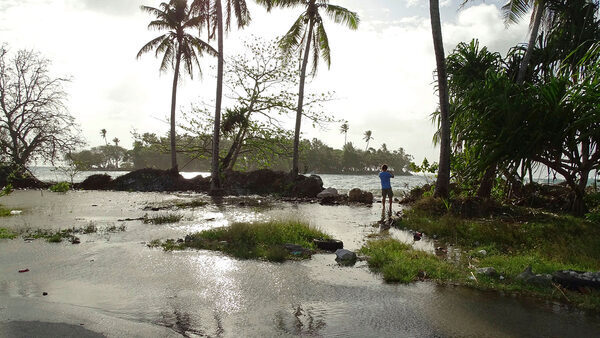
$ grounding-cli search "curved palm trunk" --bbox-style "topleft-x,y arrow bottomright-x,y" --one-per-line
169,48 -> 182,172
292,18 -> 314,178
210,0 -> 224,194
430,0 -> 451,199
516,3 -> 544,84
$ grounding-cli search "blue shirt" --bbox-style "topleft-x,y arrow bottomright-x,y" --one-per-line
379,171 -> 393,189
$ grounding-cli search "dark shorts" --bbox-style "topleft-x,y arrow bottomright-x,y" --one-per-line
382,188 -> 393,199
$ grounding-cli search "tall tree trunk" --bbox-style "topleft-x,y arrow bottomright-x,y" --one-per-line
210,0 -> 224,194
430,0 -> 451,199
477,165 -> 496,198
227,127 -> 247,171
169,48 -> 182,172
292,17 -> 314,178
516,3 -> 544,84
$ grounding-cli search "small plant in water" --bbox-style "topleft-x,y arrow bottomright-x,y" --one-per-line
49,182 -> 70,193
83,222 -> 97,234
143,213 -> 184,225
0,227 -> 17,239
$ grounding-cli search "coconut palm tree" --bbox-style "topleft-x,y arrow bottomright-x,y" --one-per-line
112,137 -> 120,147
430,0 -> 451,199
257,0 -> 359,177
100,129 -> 108,146
191,0 -> 250,193
363,130 -> 373,151
137,0 -> 216,172
340,121 -> 349,146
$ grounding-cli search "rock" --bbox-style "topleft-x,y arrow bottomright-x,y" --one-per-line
552,270 -> 600,290
499,275 -> 505,280
478,249 -> 487,256
413,232 -> 422,241
313,238 -> 343,252
42,292 -> 48,296
476,267 -> 498,277
18,269 -> 29,273
290,175 -> 324,198
516,266 -> 552,286
348,188 -> 373,204
317,187 -> 338,198
335,249 -> 357,264
79,174 -> 113,190
71,237 -> 80,244
112,168 -> 184,192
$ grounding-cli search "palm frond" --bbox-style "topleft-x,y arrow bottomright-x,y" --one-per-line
279,13 -> 307,52
188,35 -> 218,56
147,19 -> 173,31
323,4 -> 359,30
316,22 -> 330,69
137,34 -> 169,59
311,25 -> 320,75
159,43 -> 175,73
227,0 -> 251,30
501,0 -> 531,26
140,5 -> 167,18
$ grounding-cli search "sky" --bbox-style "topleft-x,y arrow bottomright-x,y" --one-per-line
0,0 -> 529,164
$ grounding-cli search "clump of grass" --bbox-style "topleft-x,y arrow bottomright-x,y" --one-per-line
49,182 -> 70,193
174,199 -> 208,209
0,228 -> 17,239
143,213 -> 184,225
106,224 -> 127,232
83,222 -> 97,234
360,238 -> 461,283
0,207 -> 11,217
165,220 -> 331,261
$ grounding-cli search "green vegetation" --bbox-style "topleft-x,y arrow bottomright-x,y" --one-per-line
0,228 -> 17,239
49,182 -> 70,193
150,220 -> 331,262
143,213 -> 184,224
363,195 -> 600,312
360,239 -> 460,283
0,208 -> 12,217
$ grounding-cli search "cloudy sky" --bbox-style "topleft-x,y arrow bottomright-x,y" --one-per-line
0,0 -> 529,163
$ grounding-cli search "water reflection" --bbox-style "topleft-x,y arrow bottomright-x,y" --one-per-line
276,305 -> 326,336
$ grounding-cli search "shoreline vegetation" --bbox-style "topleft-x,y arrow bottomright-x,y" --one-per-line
362,190 -> 600,313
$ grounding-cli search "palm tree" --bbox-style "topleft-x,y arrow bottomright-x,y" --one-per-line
112,137 -> 120,147
363,130 -> 373,151
137,0 -> 216,172
191,0 -> 250,193
257,0 -> 359,177
340,121 -> 349,146
100,129 -> 108,146
430,0 -> 451,199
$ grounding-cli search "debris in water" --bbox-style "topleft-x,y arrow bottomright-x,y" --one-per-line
18,269 -> 29,273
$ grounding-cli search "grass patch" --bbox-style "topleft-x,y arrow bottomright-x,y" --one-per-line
143,213 -> 184,224
151,220 -> 331,262
360,238 -> 461,283
174,199 -> 208,209
0,207 -> 11,217
0,228 -> 17,239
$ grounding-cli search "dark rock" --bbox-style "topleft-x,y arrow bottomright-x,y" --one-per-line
516,266 -> 552,286
18,269 -> 29,273
78,174 -> 113,190
317,187 -> 338,198
348,188 -> 373,204
335,249 -> 357,265
42,292 -> 48,296
112,168 -> 184,192
313,238 -> 343,252
413,232 -> 422,241
552,270 -> 600,290
71,237 -> 80,244
290,175 -> 324,198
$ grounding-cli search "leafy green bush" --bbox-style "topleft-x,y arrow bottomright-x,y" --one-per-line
49,182 -> 70,192
0,228 -> 17,239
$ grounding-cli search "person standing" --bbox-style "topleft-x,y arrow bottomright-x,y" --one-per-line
379,164 -> 394,217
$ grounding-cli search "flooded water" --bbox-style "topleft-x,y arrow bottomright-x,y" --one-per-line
1,190 -> 599,337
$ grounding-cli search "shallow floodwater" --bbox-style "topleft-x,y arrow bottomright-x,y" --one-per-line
1,191 -> 599,337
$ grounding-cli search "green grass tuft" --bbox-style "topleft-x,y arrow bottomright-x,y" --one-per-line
143,213 -> 184,225
360,238 -> 460,283
0,228 -> 17,239
0,208 -> 11,217
49,182 -> 70,193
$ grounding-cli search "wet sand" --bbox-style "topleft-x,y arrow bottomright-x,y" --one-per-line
1,190 -> 599,337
